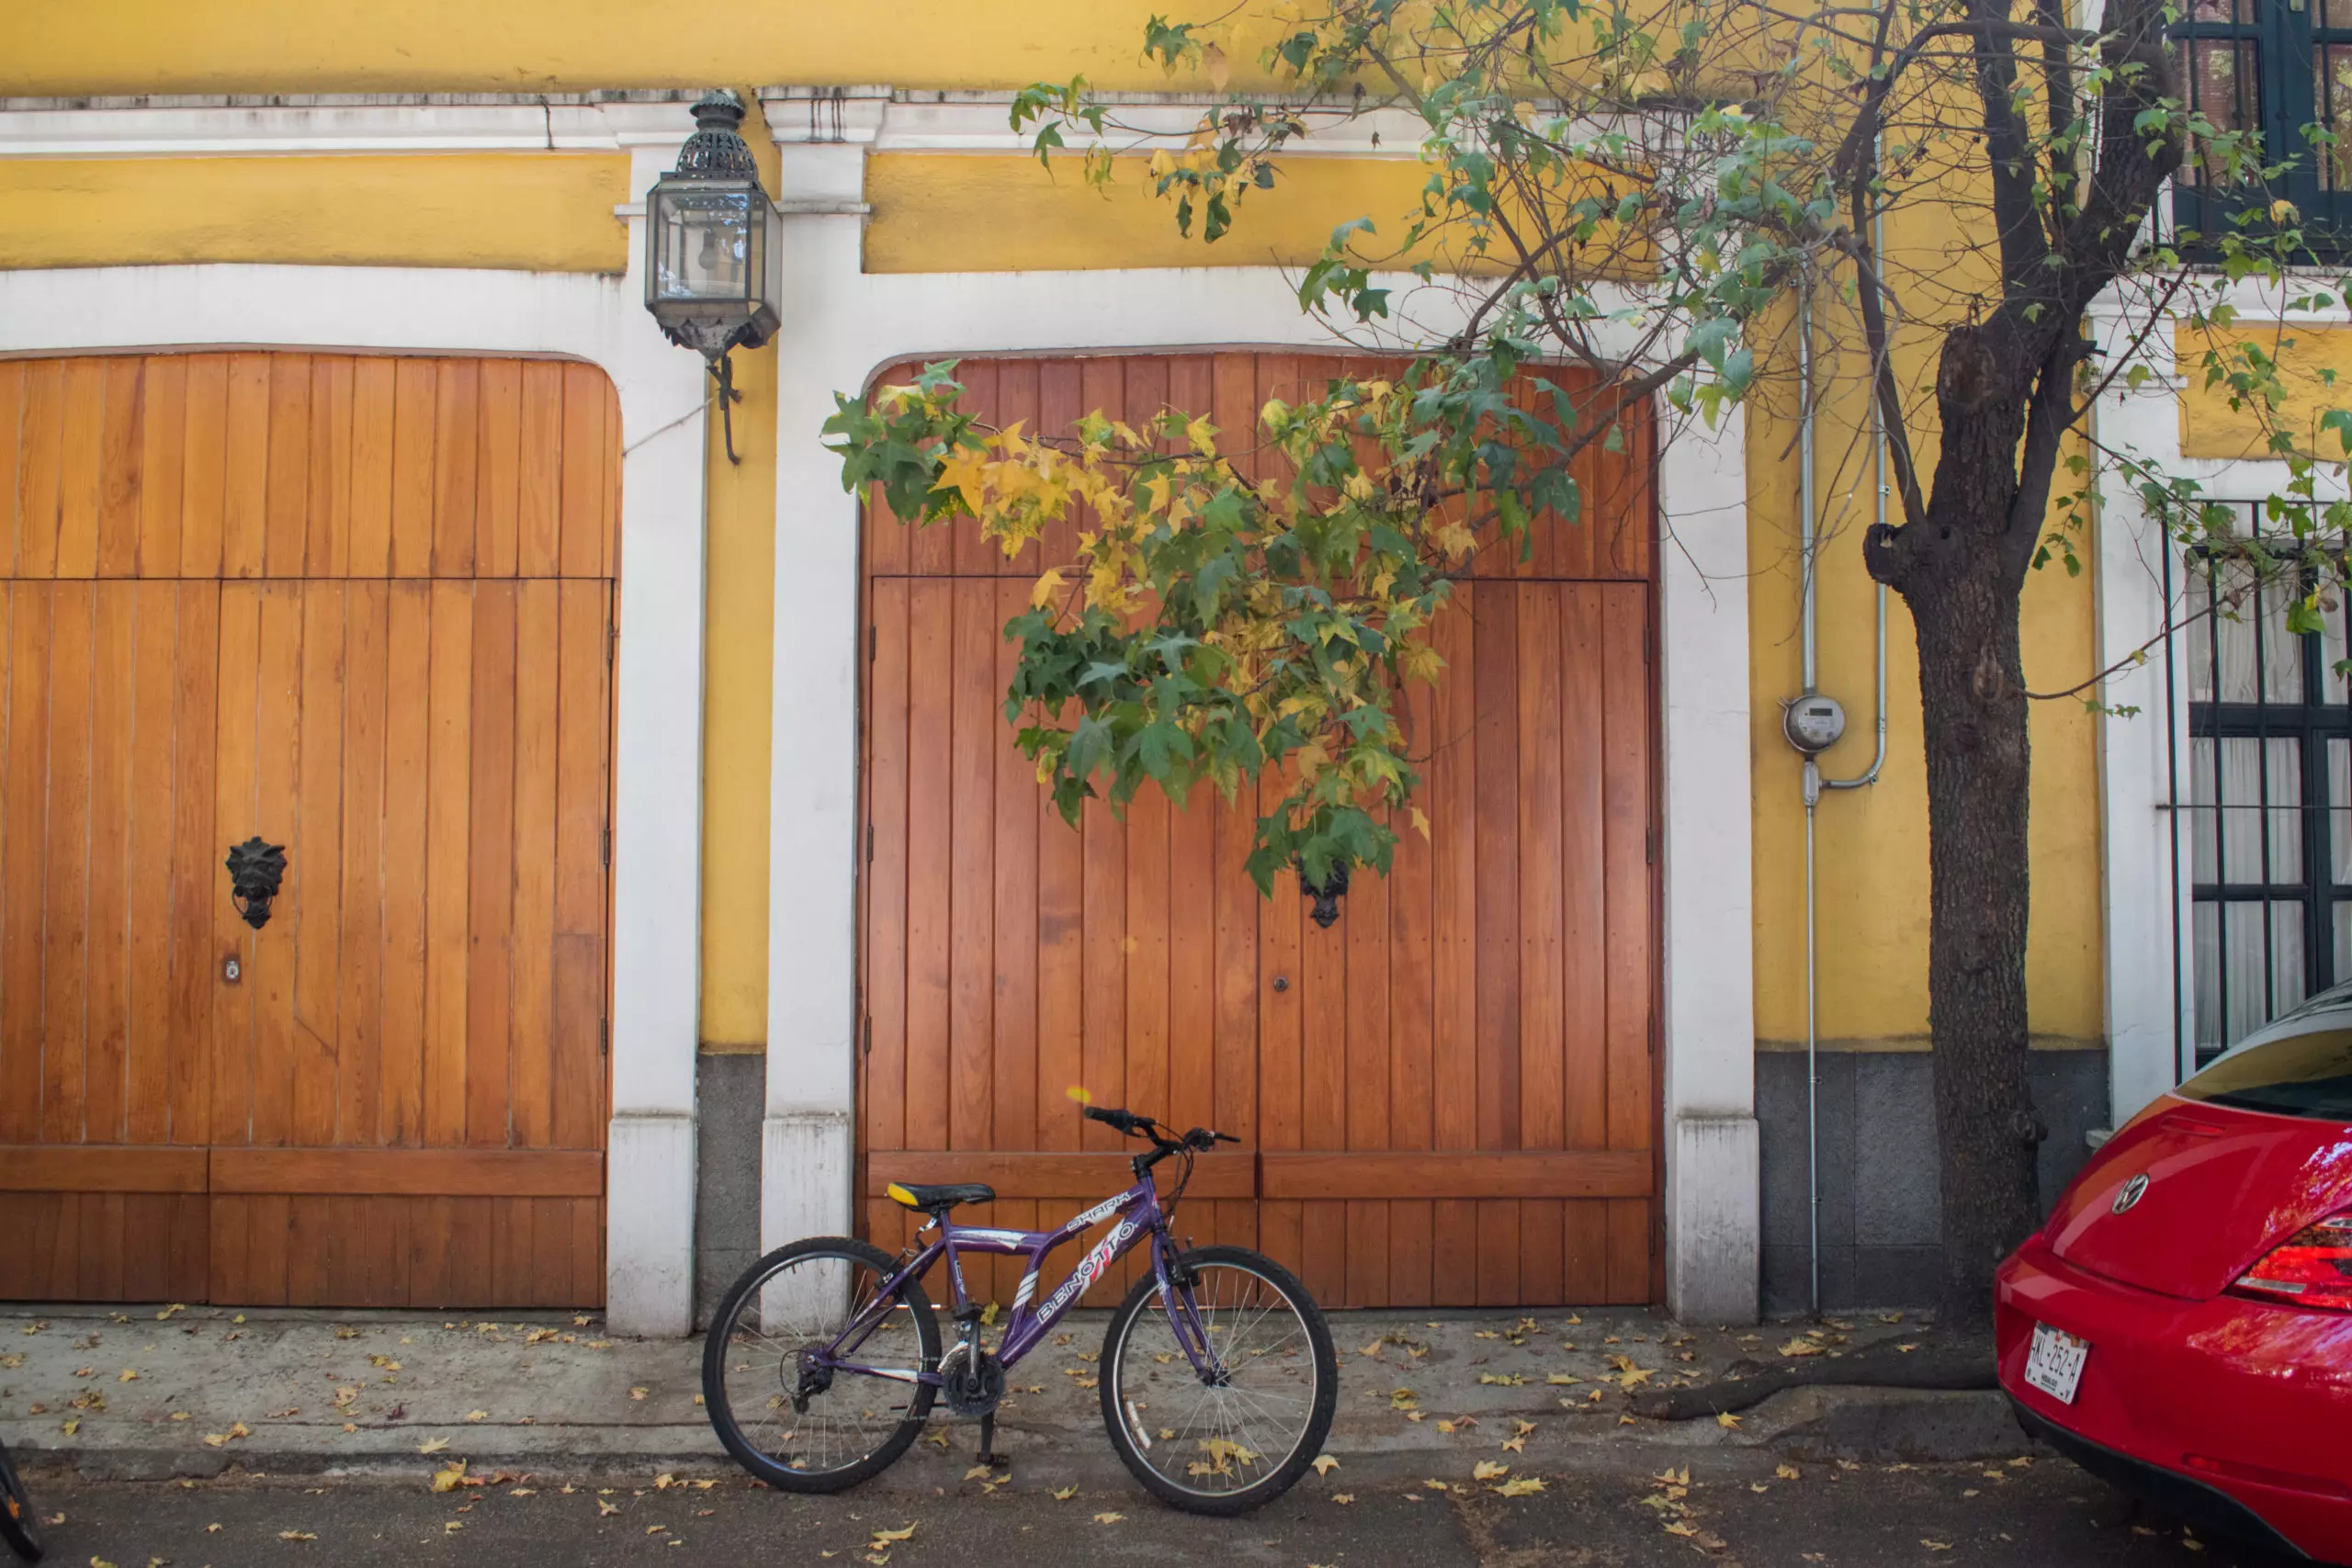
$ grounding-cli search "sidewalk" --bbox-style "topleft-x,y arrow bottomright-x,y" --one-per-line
0,1303 -> 2029,1487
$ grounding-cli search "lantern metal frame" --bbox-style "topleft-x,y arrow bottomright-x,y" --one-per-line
643,89 -> 785,464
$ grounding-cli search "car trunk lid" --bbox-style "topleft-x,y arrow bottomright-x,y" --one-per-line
2046,1097 -> 2352,1300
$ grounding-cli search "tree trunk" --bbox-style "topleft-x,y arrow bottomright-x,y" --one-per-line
1873,326 -> 2050,1330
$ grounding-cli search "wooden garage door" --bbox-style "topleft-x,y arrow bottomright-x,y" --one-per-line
0,353 -> 616,1307
858,354 -> 1659,1309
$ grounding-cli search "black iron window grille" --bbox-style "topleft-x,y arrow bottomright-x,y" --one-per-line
2182,504 -> 2352,1056
2172,0 -> 2352,253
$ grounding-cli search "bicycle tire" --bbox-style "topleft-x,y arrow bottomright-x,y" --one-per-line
1098,1244 -> 1338,1516
701,1235 -> 940,1494
0,1438 -> 43,1563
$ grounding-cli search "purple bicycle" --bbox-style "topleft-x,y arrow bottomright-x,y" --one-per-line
701,1105 -> 1338,1515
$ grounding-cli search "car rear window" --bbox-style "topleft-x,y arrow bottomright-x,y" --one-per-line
2177,1026 -> 2352,1120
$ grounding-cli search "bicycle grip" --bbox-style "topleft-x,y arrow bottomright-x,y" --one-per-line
1083,1105 -> 1139,1134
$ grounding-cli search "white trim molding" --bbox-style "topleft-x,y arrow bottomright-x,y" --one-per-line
0,130 -> 714,1336
758,125 -> 1760,1321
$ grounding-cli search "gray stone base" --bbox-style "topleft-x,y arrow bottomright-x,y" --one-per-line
1758,1048 -> 2109,1314
692,1053 -> 765,1329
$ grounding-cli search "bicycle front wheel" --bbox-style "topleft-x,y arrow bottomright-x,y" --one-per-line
0,1438 -> 43,1562
701,1236 -> 941,1493
1099,1245 -> 1338,1516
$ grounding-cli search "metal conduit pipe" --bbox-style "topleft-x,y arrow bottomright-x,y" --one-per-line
1794,177 -> 1893,1315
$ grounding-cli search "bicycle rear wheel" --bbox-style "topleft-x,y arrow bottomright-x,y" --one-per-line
1099,1245 -> 1337,1515
701,1236 -> 941,1493
0,1438 -> 43,1562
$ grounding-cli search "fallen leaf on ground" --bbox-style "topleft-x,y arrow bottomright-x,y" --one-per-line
431,1461 -> 469,1494
1664,1521 -> 1699,1537
1473,1461 -> 1510,1481
417,1437 -> 450,1454
1310,1455 -> 1339,1476
277,1531 -> 318,1541
1093,1512 -> 1125,1525
1050,1485 -> 1078,1501
629,1387 -> 650,1401
464,1410 -> 487,1423
1778,1339 -> 1824,1359
597,1500 -> 620,1517
1717,1412 -> 1741,1428
1331,1493 -> 1355,1505
1500,1437 -> 1525,1453
1922,1542 -> 1952,1552
1546,1373 -> 1580,1386
1493,1477 -> 1546,1497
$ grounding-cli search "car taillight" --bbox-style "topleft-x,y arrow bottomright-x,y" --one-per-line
2233,1213 -> 2352,1309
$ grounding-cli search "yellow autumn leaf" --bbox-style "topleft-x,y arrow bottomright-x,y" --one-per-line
1493,1477 -> 1546,1497
1092,1512 -> 1125,1525
1778,1339 -> 1824,1359
1473,1461 -> 1510,1481
418,1438 -> 451,1454
870,1526 -> 917,1545
1776,1462 -> 1802,1480
431,1461 -> 469,1494
1311,1454 -> 1339,1475
1050,1485 -> 1078,1501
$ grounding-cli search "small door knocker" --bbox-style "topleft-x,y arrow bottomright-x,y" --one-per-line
225,837 -> 288,931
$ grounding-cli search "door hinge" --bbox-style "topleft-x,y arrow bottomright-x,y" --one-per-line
865,823 -> 875,863
607,619 -> 617,667
602,823 -> 611,868
862,1013 -> 873,1055
869,625 -> 877,660
1645,827 -> 1656,864
599,1017 -> 609,1057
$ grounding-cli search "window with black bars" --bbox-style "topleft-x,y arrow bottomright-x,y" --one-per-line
2172,0 -> 2352,251
2184,508 -> 2352,1056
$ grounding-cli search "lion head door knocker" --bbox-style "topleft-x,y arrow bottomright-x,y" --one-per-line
225,837 -> 288,931
1297,856 -> 1351,930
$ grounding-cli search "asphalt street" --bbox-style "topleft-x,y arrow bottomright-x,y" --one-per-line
9,1455 -> 2308,1568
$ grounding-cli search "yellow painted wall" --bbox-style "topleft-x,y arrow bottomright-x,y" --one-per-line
1743,202 -> 2108,1051
0,153 -> 628,272
2177,320 -> 2352,461
0,1 -> 1247,96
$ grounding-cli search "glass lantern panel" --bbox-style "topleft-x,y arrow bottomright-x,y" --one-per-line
656,186 -> 755,302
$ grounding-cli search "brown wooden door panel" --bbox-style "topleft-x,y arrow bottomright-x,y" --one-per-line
0,353 -> 616,1309
859,352 -> 1659,1310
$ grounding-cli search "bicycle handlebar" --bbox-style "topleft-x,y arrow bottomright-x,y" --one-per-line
1081,1104 -> 1242,1154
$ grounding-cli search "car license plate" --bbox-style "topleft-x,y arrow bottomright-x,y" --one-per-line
2024,1322 -> 2089,1404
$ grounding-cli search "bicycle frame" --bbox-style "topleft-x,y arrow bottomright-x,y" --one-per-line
816,1177 -> 1219,1389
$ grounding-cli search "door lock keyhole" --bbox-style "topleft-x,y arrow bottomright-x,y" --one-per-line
222,954 -> 242,985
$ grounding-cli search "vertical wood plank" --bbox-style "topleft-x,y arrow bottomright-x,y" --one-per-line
177,355 -> 230,580
422,581 -> 473,1145
84,583 -> 133,1146
902,579 -> 953,1153
515,362 -> 564,578
290,585 -> 345,1145
390,359 -> 437,579
473,360 -> 522,579
434,360 -> 481,578
558,363 -> 608,579
220,354 -> 272,579
96,356 -> 145,578
551,581 -> 609,1149
53,357 -> 104,579
0,364 -> 24,578
13,362 -> 65,580
0,590 -> 35,1146
466,581 -> 517,1148
210,585 -> 260,1146
264,355 -> 311,577
947,579 -> 996,1149
1516,584 -> 1566,1305
1079,795 -> 1126,1148
305,356 -> 354,579
864,581 -> 910,1161
1602,586 -> 1653,1153
989,578 -> 1039,1157
379,583 -> 432,1145
248,583 -> 305,1146
337,581 -> 389,1149
347,358 -> 398,579
167,583 -> 219,1147
137,356 -> 187,578
40,583 -> 94,1145
510,580 -> 560,1147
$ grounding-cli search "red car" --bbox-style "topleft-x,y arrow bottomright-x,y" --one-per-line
1996,1000 -> 2352,1563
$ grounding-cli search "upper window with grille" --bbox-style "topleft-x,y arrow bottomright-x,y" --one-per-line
2174,0 -> 2352,252
2184,521 -> 2352,1055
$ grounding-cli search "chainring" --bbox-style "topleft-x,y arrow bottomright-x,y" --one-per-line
938,1344 -> 1006,1417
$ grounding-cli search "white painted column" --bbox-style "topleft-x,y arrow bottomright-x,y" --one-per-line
2088,309 -> 2192,1122
761,95 -> 888,1260
603,107 -> 715,1336
1657,406 -> 1762,1325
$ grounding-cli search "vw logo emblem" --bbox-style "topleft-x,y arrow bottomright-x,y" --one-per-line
2111,1173 -> 2151,1215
